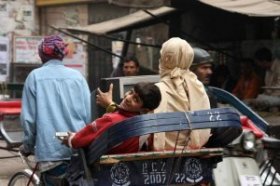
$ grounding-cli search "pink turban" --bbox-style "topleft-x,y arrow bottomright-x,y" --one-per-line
38,35 -> 68,63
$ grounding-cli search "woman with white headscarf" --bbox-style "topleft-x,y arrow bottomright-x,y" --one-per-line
153,37 -> 211,150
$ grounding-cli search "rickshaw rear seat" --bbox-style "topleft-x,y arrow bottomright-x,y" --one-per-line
86,108 -> 241,165
66,108 -> 242,185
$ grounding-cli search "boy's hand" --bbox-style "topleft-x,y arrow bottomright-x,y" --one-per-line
61,132 -> 75,147
96,83 -> 114,108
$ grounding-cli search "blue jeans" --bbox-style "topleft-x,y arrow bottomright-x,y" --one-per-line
41,162 -> 69,186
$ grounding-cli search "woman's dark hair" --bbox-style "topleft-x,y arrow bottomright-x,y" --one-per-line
133,82 -> 161,110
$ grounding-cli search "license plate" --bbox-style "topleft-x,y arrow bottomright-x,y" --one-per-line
240,175 -> 262,186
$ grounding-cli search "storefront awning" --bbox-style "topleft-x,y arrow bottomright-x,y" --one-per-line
63,6 -> 176,35
199,0 -> 280,17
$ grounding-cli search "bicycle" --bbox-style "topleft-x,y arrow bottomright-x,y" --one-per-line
8,151 -> 40,186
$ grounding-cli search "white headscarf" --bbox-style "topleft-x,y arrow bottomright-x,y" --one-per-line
153,37 -> 211,150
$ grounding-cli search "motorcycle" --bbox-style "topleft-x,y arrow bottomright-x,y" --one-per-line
209,87 -> 280,186
213,116 -> 264,186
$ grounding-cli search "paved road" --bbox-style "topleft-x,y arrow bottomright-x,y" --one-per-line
0,141 -> 25,185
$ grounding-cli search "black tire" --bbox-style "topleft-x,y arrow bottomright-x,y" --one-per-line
8,171 -> 37,186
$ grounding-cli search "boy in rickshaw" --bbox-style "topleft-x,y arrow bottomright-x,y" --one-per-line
63,82 -> 161,154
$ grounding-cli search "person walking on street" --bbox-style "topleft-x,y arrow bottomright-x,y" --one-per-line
20,35 -> 91,185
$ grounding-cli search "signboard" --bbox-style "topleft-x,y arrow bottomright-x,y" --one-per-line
36,0 -> 93,6
63,38 -> 87,76
13,36 -> 87,77
14,36 -> 41,64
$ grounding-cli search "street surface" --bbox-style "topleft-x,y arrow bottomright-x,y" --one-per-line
0,141 -> 25,185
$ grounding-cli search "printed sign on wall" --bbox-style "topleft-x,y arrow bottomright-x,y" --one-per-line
13,35 -> 87,76
36,0 -> 92,6
14,36 -> 42,64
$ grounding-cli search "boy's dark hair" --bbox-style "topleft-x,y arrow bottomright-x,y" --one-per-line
254,47 -> 272,62
123,55 -> 139,67
133,82 -> 161,110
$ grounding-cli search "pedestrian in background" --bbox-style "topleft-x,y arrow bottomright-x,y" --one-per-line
190,47 -> 217,108
111,56 -> 140,77
254,47 -> 273,87
20,35 -> 91,185
111,55 -> 156,77
250,47 -> 280,110
232,58 -> 261,100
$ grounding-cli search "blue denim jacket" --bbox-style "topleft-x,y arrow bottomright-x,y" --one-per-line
21,59 -> 91,162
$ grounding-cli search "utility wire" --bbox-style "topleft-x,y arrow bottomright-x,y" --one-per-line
51,8 -> 238,60
49,25 -> 124,59
100,34 -> 161,48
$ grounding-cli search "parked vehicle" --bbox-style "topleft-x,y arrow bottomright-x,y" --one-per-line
209,87 -> 280,186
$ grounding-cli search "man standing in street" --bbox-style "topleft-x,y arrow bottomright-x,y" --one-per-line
20,35 -> 91,185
